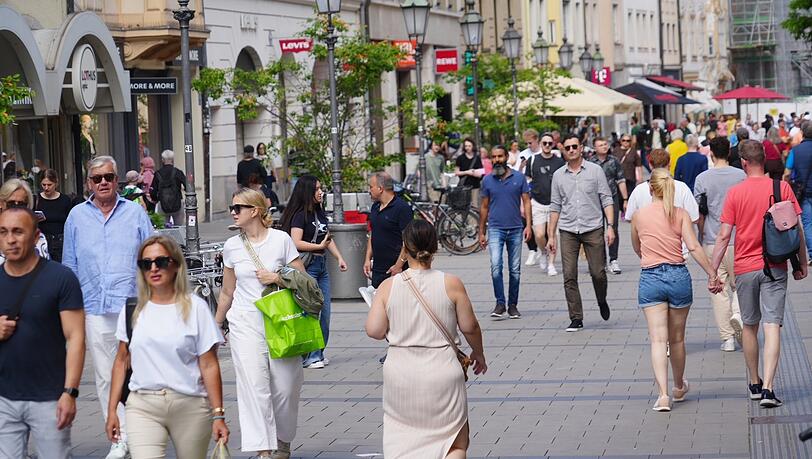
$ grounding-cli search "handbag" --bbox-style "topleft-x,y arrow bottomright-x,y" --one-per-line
208,439 -> 231,459
240,233 -> 325,359
298,213 -> 321,268
401,271 -> 472,381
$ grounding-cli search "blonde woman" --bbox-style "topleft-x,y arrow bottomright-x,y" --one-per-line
106,235 -> 227,457
0,179 -> 49,262
631,168 -> 723,412
214,188 -> 307,459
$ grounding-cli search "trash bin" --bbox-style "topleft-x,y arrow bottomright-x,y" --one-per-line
326,222 -> 368,299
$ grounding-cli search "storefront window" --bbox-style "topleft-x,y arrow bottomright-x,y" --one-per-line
1,119 -> 47,190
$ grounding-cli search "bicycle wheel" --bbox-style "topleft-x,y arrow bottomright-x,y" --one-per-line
437,208 -> 480,255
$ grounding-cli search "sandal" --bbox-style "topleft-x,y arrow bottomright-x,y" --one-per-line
673,379 -> 690,402
652,395 -> 671,412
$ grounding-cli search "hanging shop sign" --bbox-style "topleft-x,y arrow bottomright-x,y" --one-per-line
591,67 -> 612,87
435,48 -> 459,74
279,38 -> 313,54
130,77 -> 178,95
71,44 -> 98,112
393,40 -> 416,69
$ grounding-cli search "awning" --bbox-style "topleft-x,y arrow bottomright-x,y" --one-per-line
645,75 -> 702,91
714,85 -> 789,100
544,77 -> 643,116
615,80 -> 699,105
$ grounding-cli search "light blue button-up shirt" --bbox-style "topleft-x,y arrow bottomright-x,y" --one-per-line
63,195 -> 154,316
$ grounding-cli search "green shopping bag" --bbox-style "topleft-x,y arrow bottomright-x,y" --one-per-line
254,288 -> 325,359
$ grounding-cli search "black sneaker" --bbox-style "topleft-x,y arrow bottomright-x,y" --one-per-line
491,304 -> 506,318
507,305 -> 521,319
748,379 -> 764,400
760,389 -> 783,408
598,301 -> 611,321
566,319 -> 583,332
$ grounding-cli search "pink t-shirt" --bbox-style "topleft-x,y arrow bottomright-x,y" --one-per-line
635,202 -> 686,268
720,176 -> 801,275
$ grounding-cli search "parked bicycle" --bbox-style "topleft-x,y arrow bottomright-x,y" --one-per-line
396,183 -> 480,255
184,241 -> 224,316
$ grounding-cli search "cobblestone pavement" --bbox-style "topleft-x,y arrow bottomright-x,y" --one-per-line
66,219 -> 812,458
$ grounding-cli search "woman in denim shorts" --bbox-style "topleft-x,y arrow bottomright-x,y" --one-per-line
631,169 -> 723,412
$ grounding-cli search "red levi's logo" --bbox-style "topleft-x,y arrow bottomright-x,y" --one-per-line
435,49 -> 459,73
279,39 -> 313,53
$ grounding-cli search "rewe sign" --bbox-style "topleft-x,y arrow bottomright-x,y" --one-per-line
279,38 -> 312,54
435,49 -> 458,73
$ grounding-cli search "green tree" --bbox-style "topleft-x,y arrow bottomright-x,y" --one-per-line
782,0 -> 812,43
193,15 -> 405,192
0,74 -> 33,126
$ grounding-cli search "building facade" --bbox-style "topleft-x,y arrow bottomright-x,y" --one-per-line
680,0 -> 732,94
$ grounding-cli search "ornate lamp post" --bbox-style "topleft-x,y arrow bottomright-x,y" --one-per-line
579,45 -> 593,78
592,44 -> 604,77
532,28 -> 550,67
502,17 -> 522,141
558,37 -> 574,71
401,0 -> 431,201
460,0 -> 484,149
174,0 -> 199,253
315,0 -> 345,222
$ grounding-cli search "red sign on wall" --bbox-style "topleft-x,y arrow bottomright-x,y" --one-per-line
279,38 -> 313,54
393,40 -> 416,69
591,67 -> 612,86
435,48 -> 459,73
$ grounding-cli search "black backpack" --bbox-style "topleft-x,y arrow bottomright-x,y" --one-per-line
157,168 -> 182,213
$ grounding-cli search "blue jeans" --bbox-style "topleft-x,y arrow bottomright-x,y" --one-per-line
802,197 -> 812,258
303,255 -> 331,365
487,227 -> 523,306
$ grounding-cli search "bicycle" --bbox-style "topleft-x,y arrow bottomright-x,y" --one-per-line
397,184 -> 481,255
184,241 -> 224,316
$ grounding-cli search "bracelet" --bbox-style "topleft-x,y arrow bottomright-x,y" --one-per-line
211,407 -> 225,415
212,415 -> 226,421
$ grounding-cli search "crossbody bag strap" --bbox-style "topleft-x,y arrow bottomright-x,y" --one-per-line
6,257 -> 45,320
773,178 -> 782,205
239,232 -> 266,271
401,271 -> 461,353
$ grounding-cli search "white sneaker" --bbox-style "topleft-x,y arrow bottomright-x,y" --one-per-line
322,358 -> 330,366
525,250 -> 539,266
359,286 -> 376,308
609,259 -> 622,274
305,360 -> 326,369
729,314 -> 743,345
721,338 -> 736,352
105,442 -> 130,459
547,263 -> 558,276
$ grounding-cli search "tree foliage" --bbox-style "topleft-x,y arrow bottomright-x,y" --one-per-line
782,0 -> 812,43
0,75 -> 33,126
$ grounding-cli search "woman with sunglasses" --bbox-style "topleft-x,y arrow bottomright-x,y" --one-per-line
215,188 -> 307,459
280,175 -> 348,370
106,235 -> 228,457
0,179 -> 49,263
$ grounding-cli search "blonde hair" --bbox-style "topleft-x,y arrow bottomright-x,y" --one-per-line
649,168 -> 676,221
133,235 -> 193,325
0,179 -> 34,209
232,187 -> 273,228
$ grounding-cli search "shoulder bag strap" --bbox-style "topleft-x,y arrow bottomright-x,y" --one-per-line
125,297 -> 137,345
401,271 -> 461,353
239,232 -> 266,271
773,178 -> 782,205
6,258 -> 45,320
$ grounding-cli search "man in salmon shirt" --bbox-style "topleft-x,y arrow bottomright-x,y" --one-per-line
711,140 -> 808,409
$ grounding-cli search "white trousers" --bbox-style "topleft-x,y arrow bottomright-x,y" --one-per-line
86,313 -> 127,441
227,307 -> 303,452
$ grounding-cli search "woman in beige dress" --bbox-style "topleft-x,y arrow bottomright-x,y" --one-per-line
366,219 -> 487,459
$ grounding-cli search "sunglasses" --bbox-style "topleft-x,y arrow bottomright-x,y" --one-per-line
621,138 -> 631,142
6,200 -> 27,208
229,204 -> 255,214
563,144 -> 580,151
89,173 -> 116,184
137,256 -> 174,271
542,141 -> 554,146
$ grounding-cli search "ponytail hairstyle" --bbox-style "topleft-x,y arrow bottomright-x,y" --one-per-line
232,187 -> 273,228
649,168 -> 676,222
402,219 -> 438,265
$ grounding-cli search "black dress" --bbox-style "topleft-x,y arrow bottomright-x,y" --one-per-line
34,193 -> 74,262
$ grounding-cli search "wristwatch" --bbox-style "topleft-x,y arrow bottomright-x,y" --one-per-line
63,387 -> 79,398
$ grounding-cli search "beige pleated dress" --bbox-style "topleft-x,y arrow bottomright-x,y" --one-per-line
383,269 -> 468,459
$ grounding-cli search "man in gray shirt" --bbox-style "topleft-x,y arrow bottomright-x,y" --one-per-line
547,134 -> 615,331
694,136 -> 746,352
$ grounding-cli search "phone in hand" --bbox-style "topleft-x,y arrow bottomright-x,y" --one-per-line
34,210 -> 46,221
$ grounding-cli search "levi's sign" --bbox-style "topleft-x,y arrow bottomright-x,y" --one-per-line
280,38 -> 313,53
130,77 -> 178,95
435,49 -> 459,73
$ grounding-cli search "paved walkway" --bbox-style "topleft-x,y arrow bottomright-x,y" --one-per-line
67,219 -> 812,458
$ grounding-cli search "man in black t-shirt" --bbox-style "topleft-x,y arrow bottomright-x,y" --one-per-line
149,149 -> 188,226
236,145 -> 267,188
525,133 -> 566,276
0,208 -> 85,458
364,172 -> 414,288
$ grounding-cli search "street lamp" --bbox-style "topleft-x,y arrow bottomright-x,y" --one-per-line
532,28 -> 550,67
460,0 -> 484,149
315,0 -> 345,222
173,0 -> 199,253
401,0 -> 431,202
579,45 -> 593,78
502,17 -> 521,141
558,37 -> 574,70
592,44 -> 604,75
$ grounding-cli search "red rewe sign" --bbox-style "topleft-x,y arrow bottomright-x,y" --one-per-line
435,49 -> 459,73
279,38 -> 313,54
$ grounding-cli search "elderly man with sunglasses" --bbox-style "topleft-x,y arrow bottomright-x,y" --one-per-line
63,156 -> 153,459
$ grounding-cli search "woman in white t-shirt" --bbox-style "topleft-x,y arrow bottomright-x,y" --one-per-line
214,187 -> 307,459
106,235 -> 228,458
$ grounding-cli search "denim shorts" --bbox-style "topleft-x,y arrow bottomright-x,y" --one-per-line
638,263 -> 693,309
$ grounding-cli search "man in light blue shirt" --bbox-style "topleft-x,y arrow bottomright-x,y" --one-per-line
63,156 -> 153,459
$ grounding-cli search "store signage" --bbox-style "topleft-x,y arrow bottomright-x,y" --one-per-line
279,38 -> 312,54
393,40 -> 416,69
435,49 -> 459,73
72,44 -> 98,112
591,67 -> 612,86
171,48 -> 201,66
130,77 -> 178,95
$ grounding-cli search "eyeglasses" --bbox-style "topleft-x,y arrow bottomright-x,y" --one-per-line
229,204 -> 255,214
563,144 -> 580,151
542,141 -> 554,146
89,173 -> 116,184
621,138 -> 631,142
137,256 -> 174,271
6,200 -> 27,208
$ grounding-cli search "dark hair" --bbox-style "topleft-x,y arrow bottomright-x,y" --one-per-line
562,133 -> 580,144
0,206 -> 37,232
243,145 -> 254,155
248,173 -> 264,186
462,137 -> 475,152
279,175 -> 320,233
739,139 -> 764,165
402,219 -> 437,264
709,136 -> 730,161
256,142 -> 267,155
42,169 -> 59,183
491,144 -> 507,155
735,127 -> 749,141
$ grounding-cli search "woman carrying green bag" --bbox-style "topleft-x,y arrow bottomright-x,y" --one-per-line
214,188 -> 306,459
